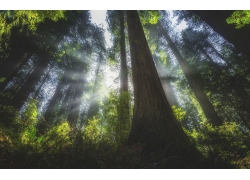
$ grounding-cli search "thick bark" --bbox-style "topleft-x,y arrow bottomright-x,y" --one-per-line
160,24 -> 223,126
7,56 -> 49,110
190,10 -> 250,60
119,11 -> 128,93
126,10 -> 192,150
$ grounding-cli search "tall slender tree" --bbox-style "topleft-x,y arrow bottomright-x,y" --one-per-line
106,10 -> 130,144
159,23 -> 223,126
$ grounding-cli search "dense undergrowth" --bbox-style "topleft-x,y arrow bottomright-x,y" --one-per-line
1,98 -> 250,169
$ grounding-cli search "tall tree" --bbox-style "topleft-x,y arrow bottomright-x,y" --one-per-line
126,10 -> 194,151
106,10 -> 130,144
159,23 -> 223,126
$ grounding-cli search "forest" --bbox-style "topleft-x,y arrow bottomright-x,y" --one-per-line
1,10 -> 250,169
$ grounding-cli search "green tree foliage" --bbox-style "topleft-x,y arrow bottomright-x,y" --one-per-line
172,106 -> 186,122
0,10 -> 66,37
186,122 -> 250,167
83,116 -> 103,143
138,10 -> 161,25
226,11 -> 250,29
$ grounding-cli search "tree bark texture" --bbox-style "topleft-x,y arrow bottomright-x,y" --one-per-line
126,10 -> 191,150
118,10 -> 130,144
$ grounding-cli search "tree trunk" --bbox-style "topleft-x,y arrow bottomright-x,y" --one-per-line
126,10 -> 192,151
118,10 -> 130,144
43,70 -> 68,124
119,11 -> 128,94
0,53 -> 32,92
33,62 -> 55,100
67,78 -> 85,128
86,54 -> 102,122
160,24 -> 223,126
58,80 -> 74,118
7,56 -> 49,110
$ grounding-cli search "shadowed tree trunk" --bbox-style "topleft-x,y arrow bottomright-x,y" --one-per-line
118,10 -> 130,144
7,55 -> 50,111
0,54 -> 32,92
119,11 -> 128,94
58,81 -> 74,118
43,69 -> 69,124
86,54 -> 103,122
67,78 -> 85,128
126,10 -> 194,151
160,24 -> 223,126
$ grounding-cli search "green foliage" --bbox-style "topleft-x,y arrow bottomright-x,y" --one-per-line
159,51 -> 168,67
83,116 -> 103,143
12,99 -> 38,146
186,121 -> 250,165
102,90 -> 120,143
118,91 -> 132,143
139,11 -> 161,25
21,99 -> 38,127
188,90 -> 207,123
172,106 -> 186,121
0,77 -> 6,83
0,10 -> 66,37
226,10 -> 250,29
139,11 -> 161,40
83,90 -> 132,148
38,121 -> 72,152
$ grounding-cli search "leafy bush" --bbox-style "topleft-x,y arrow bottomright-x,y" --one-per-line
83,116 -> 103,144
186,121 -> 250,165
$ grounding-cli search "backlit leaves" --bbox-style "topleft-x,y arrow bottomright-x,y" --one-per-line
226,10 -> 250,29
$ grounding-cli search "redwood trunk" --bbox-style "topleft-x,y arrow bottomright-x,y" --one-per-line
126,10 -> 191,150
118,10 -> 130,144
119,11 -> 128,93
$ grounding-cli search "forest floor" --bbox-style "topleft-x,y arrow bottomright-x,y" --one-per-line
1,142 -> 249,169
